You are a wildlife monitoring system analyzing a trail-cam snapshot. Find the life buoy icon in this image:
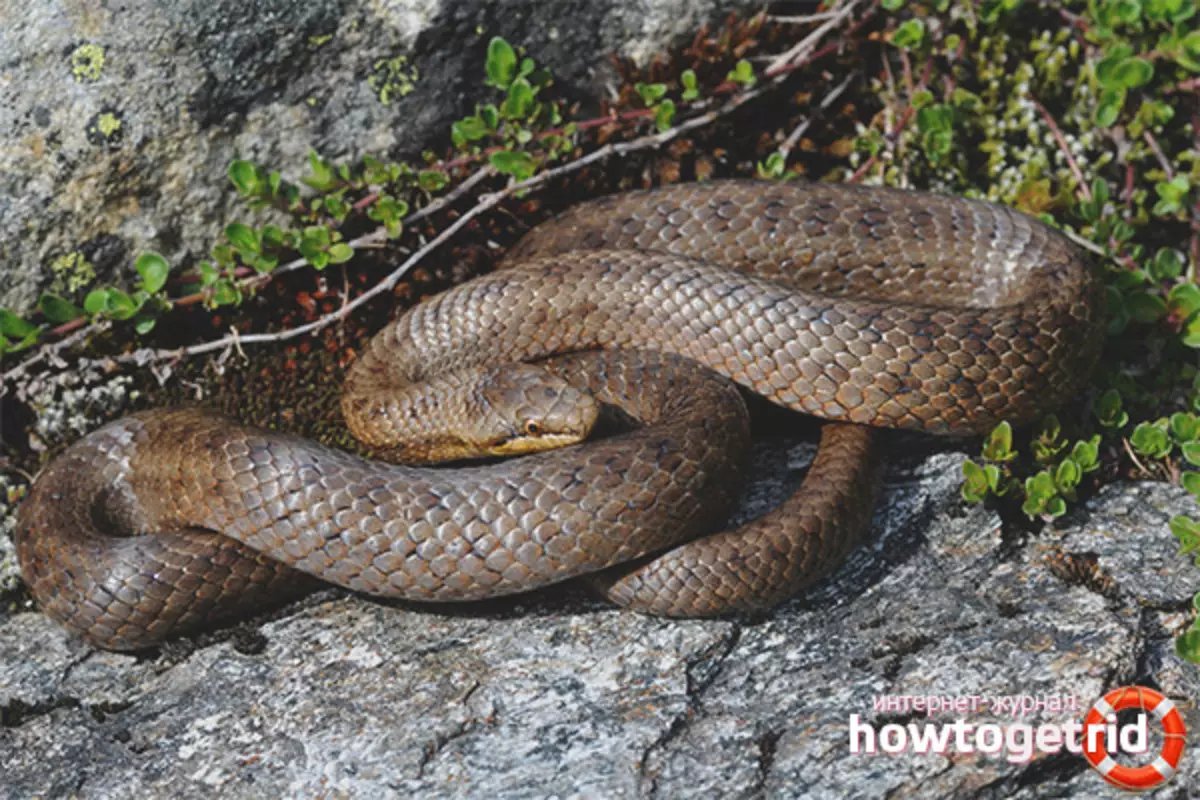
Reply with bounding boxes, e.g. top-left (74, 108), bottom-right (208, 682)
top-left (1083, 686), bottom-right (1186, 791)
